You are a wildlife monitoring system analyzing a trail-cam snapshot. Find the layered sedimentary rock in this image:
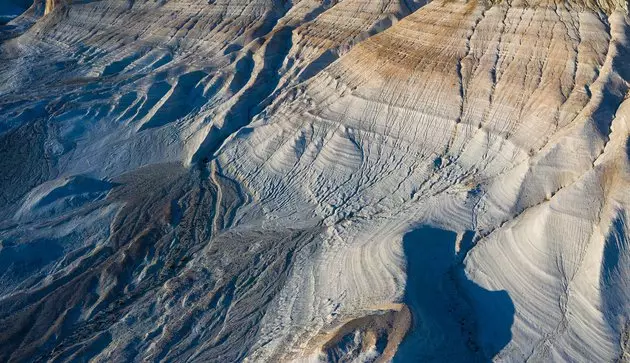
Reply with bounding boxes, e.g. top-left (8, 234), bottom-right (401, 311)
top-left (0, 0), bottom-right (629, 362)
top-left (44, 0), bottom-right (61, 15)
